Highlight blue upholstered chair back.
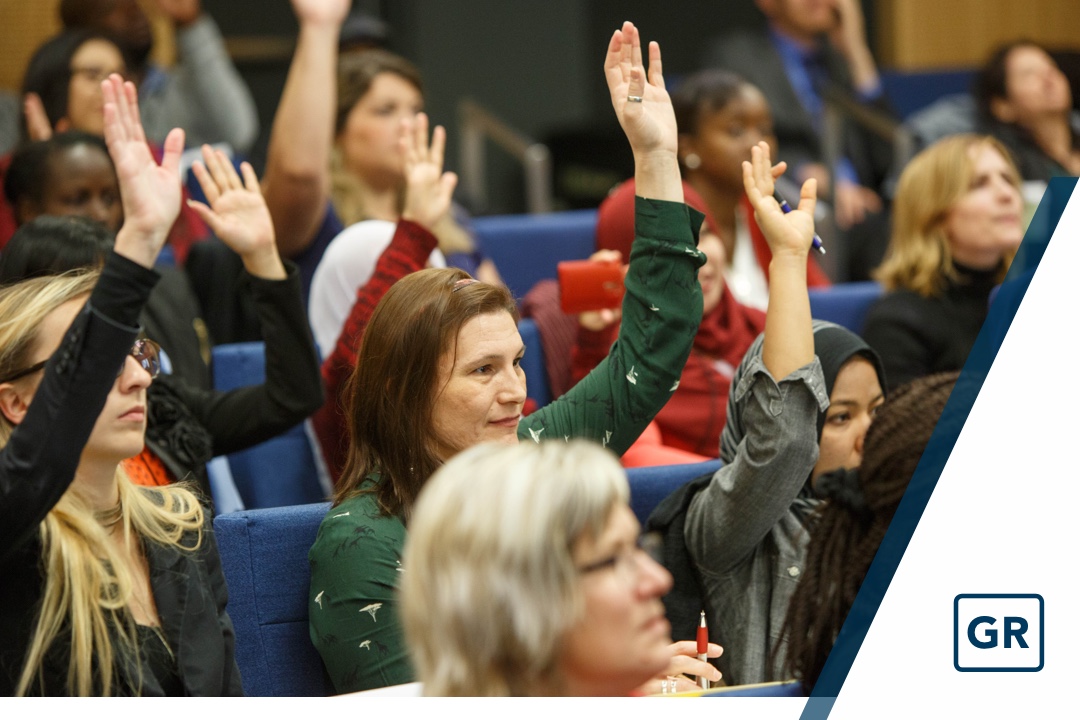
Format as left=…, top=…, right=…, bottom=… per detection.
left=626, top=459, right=723, bottom=526
left=213, top=460, right=725, bottom=696
left=215, top=502, right=333, bottom=697
left=808, top=282, right=883, bottom=335
left=211, top=342, right=326, bottom=509
left=517, top=318, right=550, bottom=409
left=472, top=209, right=597, bottom=301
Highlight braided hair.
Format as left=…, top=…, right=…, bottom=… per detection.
left=779, top=371, right=959, bottom=691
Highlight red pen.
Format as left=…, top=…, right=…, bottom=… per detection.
left=697, top=610, right=710, bottom=690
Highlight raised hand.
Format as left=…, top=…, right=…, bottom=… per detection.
left=290, top=0, right=351, bottom=25
left=399, top=112, right=458, bottom=231
left=22, top=93, right=53, bottom=142
left=742, top=141, right=815, bottom=259
left=102, top=74, right=183, bottom=268
left=604, top=21, right=676, bottom=160
left=188, top=145, right=284, bottom=278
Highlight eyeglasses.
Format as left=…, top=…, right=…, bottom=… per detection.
left=0, top=337, right=161, bottom=384
left=577, top=532, right=663, bottom=584
left=70, top=66, right=129, bottom=84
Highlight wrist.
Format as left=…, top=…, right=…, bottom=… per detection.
left=241, top=246, right=287, bottom=280
left=769, top=250, right=810, bottom=268
left=400, top=210, right=435, bottom=231
left=113, top=227, right=166, bottom=269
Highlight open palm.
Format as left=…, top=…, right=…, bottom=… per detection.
left=400, top=112, right=457, bottom=230
left=189, top=145, right=275, bottom=256
left=604, top=21, right=677, bottom=157
left=743, top=142, right=815, bottom=258
left=102, top=75, right=182, bottom=248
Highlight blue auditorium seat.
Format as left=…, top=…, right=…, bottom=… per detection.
left=626, top=459, right=723, bottom=526
left=215, top=502, right=333, bottom=696
left=473, top=209, right=597, bottom=300
left=211, top=342, right=327, bottom=509
left=518, top=318, right=550, bottom=408
left=808, top=282, right=883, bottom=335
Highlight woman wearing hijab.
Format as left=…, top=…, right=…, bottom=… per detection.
left=672, top=317, right=886, bottom=687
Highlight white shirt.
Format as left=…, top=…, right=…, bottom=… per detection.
left=309, top=219, right=446, bottom=356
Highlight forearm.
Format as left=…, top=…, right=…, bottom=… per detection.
left=633, top=152, right=683, bottom=203
left=845, top=44, right=881, bottom=97
left=685, top=358, right=825, bottom=572
left=526, top=200, right=704, bottom=455
left=570, top=325, right=617, bottom=386
left=762, top=253, right=814, bottom=381
left=172, top=16, right=259, bottom=150
left=263, top=20, right=341, bottom=256
left=194, top=263, right=323, bottom=454
left=239, top=245, right=287, bottom=281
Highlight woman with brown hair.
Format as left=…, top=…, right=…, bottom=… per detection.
left=307, top=22, right=714, bottom=694
left=863, top=135, right=1023, bottom=390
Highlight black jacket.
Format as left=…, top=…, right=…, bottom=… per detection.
left=0, top=252, right=242, bottom=695
left=145, top=261, right=324, bottom=500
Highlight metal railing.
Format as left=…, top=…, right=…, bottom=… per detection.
left=458, top=99, right=553, bottom=214
left=821, top=84, right=914, bottom=178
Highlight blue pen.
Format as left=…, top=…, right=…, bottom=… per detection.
left=774, top=190, right=826, bottom=255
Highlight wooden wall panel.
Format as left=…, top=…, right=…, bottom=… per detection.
left=879, top=0, right=1080, bottom=70
left=0, top=0, right=174, bottom=92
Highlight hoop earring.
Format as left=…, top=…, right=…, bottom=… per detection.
left=683, top=153, right=701, bottom=170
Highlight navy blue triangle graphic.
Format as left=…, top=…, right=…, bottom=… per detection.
left=801, top=176, right=1077, bottom=720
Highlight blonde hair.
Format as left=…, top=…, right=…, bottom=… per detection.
left=874, top=134, right=1021, bottom=296
left=400, top=440, right=629, bottom=696
left=0, top=272, right=205, bottom=696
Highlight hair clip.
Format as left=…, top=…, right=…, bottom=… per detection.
left=451, top=278, right=479, bottom=292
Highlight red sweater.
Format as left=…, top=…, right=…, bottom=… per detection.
left=571, top=286, right=765, bottom=457
left=311, top=219, right=438, bottom=483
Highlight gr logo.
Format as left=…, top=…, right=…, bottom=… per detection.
left=954, top=594, right=1044, bottom=672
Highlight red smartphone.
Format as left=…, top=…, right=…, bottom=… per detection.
left=558, top=260, right=625, bottom=314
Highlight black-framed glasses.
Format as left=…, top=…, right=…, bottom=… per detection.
left=0, top=337, right=161, bottom=384
left=577, top=532, right=664, bottom=582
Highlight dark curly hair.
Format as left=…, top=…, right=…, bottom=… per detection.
left=778, top=371, right=960, bottom=691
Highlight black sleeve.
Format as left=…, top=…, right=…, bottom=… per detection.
left=166, top=261, right=324, bottom=456
left=0, top=251, right=158, bottom=562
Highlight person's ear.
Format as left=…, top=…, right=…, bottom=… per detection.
left=990, top=97, right=1017, bottom=124
left=0, top=383, right=31, bottom=426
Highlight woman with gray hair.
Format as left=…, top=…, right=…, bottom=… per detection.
left=401, top=440, right=716, bottom=696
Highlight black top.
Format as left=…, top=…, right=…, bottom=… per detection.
left=862, top=263, right=999, bottom=392
left=0, top=252, right=243, bottom=696
left=138, top=624, right=182, bottom=696
left=146, top=260, right=324, bottom=499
